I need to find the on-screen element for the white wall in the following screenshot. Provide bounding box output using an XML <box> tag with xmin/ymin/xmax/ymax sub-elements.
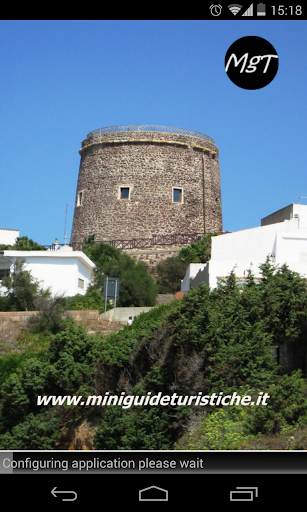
<box><xmin>22</xmin><ymin>257</ymin><xmax>89</xmax><ymax>296</ymax></box>
<box><xmin>0</xmin><ymin>250</ymin><xmax>95</xmax><ymax>298</ymax></box>
<box><xmin>101</xmin><ymin>307</ymin><xmax>153</xmax><ymax>324</ymax></box>
<box><xmin>0</xmin><ymin>229</ymin><xmax>19</xmax><ymax>246</ymax></box>
<box><xmin>261</xmin><ymin>203</ymin><xmax>307</xmax><ymax>228</ymax></box>
<box><xmin>181</xmin><ymin>213</ymin><xmax>307</xmax><ymax>292</ymax></box>
<box><xmin>208</xmin><ymin>217</ymin><xmax>307</xmax><ymax>289</ymax></box>
<box><xmin>181</xmin><ymin>263</ymin><xmax>206</xmax><ymax>292</ymax></box>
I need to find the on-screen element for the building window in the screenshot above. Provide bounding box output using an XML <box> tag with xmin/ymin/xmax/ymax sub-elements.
<box><xmin>77</xmin><ymin>191</ymin><xmax>84</xmax><ymax>207</ymax></box>
<box><xmin>120</xmin><ymin>187</ymin><xmax>130</xmax><ymax>199</ymax></box>
<box><xmin>0</xmin><ymin>269</ymin><xmax>10</xmax><ymax>281</ymax></box>
<box><xmin>78</xmin><ymin>278</ymin><xmax>84</xmax><ymax>289</ymax></box>
<box><xmin>173</xmin><ymin>188</ymin><xmax>183</xmax><ymax>203</ymax></box>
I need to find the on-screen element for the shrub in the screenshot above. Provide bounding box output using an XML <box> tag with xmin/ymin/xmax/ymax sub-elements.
<box><xmin>82</xmin><ymin>238</ymin><xmax>158</xmax><ymax>307</ymax></box>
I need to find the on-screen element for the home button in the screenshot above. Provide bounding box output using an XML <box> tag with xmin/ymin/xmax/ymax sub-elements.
<box><xmin>139</xmin><ymin>486</ymin><xmax>168</xmax><ymax>501</ymax></box>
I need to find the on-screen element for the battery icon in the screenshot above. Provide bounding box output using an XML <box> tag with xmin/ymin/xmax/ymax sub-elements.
<box><xmin>257</xmin><ymin>3</ymin><xmax>266</xmax><ymax>15</ymax></box>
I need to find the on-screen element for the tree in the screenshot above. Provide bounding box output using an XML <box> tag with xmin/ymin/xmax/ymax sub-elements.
<box><xmin>0</xmin><ymin>358</ymin><xmax>50</xmax><ymax>428</ymax></box>
<box><xmin>246</xmin><ymin>370</ymin><xmax>307</xmax><ymax>436</ymax></box>
<box><xmin>93</xmin><ymin>393</ymin><xmax>172</xmax><ymax>450</ymax></box>
<box><xmin>0</xmin><ymin>412</ymin><xmax>60</xmax><ymax>449</ymax></box>
<box><xmin>11</xmin><ymin>236</ymin><xmax>45</xmax><ymax>251</ymax></box>
<box><xmin>47</xmin><ymin>320</ymin><xmax>97</xmax><ymax>394</ymax></box>
<box><xmin>156</xmin><ymin>256</ymin><xmax>187</xmax><ymax>293</ymax></box>
<box><xmin>117</xmin><ymin>262</ymin><xmax>157</xmax><ymax>306</ymax></box>
<box><xmin>156</xmin><ymin>233</ymin><xmax>219</xmax><ymax>294</ymax></box>
<box><xmin>28</xmin><ymin>294</ymin><xmax>68</xmax><ymax>335</ymax></box>
<box><xmin>1</xmin><ymin>259</ymin><xmax>47</xmax><ymax>311</ymax></box>
<box><xmin>0</xmin><ymin>236</ymin><xmax>44</xmax><ymax>252</ymax></box>
<box><xmin>64</xmin><ymin>288</ymin><xmax>106</xmax><ymax>312</ymax></box>
<box><xmin>179</xmin><ymin>233</ymin><xmax>219</xmax><ymax>264</ymax></box>
<box><xmin>82</xmin><ymin>237</ymin><xmax>158</xmax><ymax>307</ymax></box>
<box><xmin>258</xmin><ymin>260</ymin><xmax>307</xmax><ymax>346</ymax></box>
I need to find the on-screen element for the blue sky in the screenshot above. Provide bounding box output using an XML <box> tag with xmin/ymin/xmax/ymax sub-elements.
<box><xmin>0</xmin><ymin>20</ymin><xmax>306</xmax><ymax>245</ymax></box>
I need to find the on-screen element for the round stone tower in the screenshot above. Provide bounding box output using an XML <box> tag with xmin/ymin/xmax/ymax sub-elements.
<box><xmin>70</xmin><ymin>125</ymin><xmax>222</xmax><ymax>253</ymax></box>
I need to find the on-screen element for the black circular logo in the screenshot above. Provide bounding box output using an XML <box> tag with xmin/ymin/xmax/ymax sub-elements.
<box><xmin>225</xmin><ymin>36</ymin><xmax>279</xmax><ymax>90</ymax></box>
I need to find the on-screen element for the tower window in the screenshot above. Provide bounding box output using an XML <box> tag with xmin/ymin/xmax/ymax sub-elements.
<box><xmin>173</xmin><ymin>188</ymin><xmax>183</xmax><ymax>203</ymax></box>
<box><xmin>120</xmin><ymin>187</ymin><xmax>130</xmax><ymax>199</ymax></box>
<box><xmin>77</xmin><ymin>191</ymin><xmax>83</xmax><ymax>206</ymax></box>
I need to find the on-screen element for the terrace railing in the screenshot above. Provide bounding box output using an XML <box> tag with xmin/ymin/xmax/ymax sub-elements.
<box><xmin>44</xmin><ymin>232</ymin><xmax>224</xmax><ymax>252</ymax></box>
<box><xmin>86</xmin><ymin>125</ymin><xmax>214</xmax><ymax>143</ymax></box>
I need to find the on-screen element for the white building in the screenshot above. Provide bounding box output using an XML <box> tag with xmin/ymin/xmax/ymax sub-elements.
<box><xmin>181</xmin><ymin>263</ymin><xmax>207</xmax><ymax>293</ymax></box>
<box><xmin>0</xmin><ymin>229</ymin><xmax>19</xmax><ymax>246</ymax></box>
<box><xmin>0</xmin><ymin>245</ymin><xmax>96</xmax><ymax>297</ymax></box>
<box><xmin>181</xmin><ymin>203</ymin><xmax>307</xmax><ymax>291</ymax></box>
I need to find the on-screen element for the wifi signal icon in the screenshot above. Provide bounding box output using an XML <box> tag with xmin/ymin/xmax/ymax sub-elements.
<box><xmin>228</xmin><ymin>3</ymin><xmax>243</xmax><ymax>14</ymax></box>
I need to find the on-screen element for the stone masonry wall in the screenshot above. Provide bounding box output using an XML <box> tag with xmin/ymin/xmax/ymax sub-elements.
<box><xmin>0</xmin><ymin>310</ymin><xmax>99</xmax><ymax>323</ymax></box>
<box><xmin>126</xmin><ymin>246</ymin><xmax>183</xmax><ymax>273</ymax></box>
<box><xmin>70</xmin><ymin>129</ymin><xmax>223</xmax><ymax>248</ymax></box>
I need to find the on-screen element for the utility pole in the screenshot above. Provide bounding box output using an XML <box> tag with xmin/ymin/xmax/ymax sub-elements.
<box><xmin>64</xmin><ymin>204</ymin><xmax>73</xmax><ymax>246</ymax></box>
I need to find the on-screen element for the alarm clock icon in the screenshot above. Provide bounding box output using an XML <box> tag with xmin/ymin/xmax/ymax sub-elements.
<box><xmin>210</xmin><ymin>4</ymin><xmax>223</xmax><ymax>16</ymax></box>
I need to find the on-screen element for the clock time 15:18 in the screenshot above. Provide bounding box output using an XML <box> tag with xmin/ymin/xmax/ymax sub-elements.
<box><xmin>271</xmin><ymin>5</ymin><xmax>302</xmax><ymax>15</ymax></box>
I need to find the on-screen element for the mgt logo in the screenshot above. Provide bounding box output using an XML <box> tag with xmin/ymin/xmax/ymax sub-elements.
<box><xmin>225</xmin><ymin>36</ymin><xmax>279</xmax><ymax>89</ymax></box>
<box><xmin>225</xmin><ymin>53</ymin><xmax>278</xmax><ymax>74</ymax></box>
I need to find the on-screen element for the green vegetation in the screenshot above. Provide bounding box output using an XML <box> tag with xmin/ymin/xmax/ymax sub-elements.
<box><xmin>64</xmin><ymin>289</ymin><xmax>106</xmax><ymax>313</ymax></box>
<box><xmin>1</xmin><ymin>260</ymin><xmax>307</xmax><ymax>450</ymax></box>
<box><xmin>82</xmin><ymin>236</ymin><xmax>158</xmax><ymax>306</ymax></box>
<box><xmin>156</xmin><ymin>233</ymin><xmax>219</xmax><ymax>293</ymax></box>
<box><xmin>27</xmin><ymin>295</ymin><xmax>69</xmax><ymax>335</ymax></box>
<box><xmin>0</xmin><ymin>234</ymin><xmax>157</xmax><ymax>312</ymax></box>
<box><xmin>0</xmin><ymin>236</ymin><xmax>45</xmax><ymax>252</ymax></box>
<box><xmin>176</xmin><ymin>407</ymin><xmax>253</xmax><ymax>450</ymax></box>
<box><xmin>0</xmin><ymin>237</ymin><xmax>51</xmax><ymax>312</ymax></box>
<box><xmin>0</xmin><ymin>259</ymin><xmax>49</xmax><ymax>311</ymax></box>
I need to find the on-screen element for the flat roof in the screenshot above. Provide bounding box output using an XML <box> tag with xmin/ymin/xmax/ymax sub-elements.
<box><xmin>0</xmin><ymin>250</ymin><xmax>96</xmax><ymax>269</ymax></box>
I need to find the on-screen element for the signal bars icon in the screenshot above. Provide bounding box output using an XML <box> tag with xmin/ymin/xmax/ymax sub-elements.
<box><xmin>227</xmin><ymin>3</ymin><xmax>243</xmax><ymax>15</ymax></box>
<box><xmin>242</xmin><ymin>3</ymin><xmax>253</xmax><ymax>15</ymax></box>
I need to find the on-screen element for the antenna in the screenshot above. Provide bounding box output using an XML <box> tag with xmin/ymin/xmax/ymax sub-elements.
<box><xmin>64</xmin><ymin>203</ymin><xmax>73</xmax><ymax>246</ymax></box>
